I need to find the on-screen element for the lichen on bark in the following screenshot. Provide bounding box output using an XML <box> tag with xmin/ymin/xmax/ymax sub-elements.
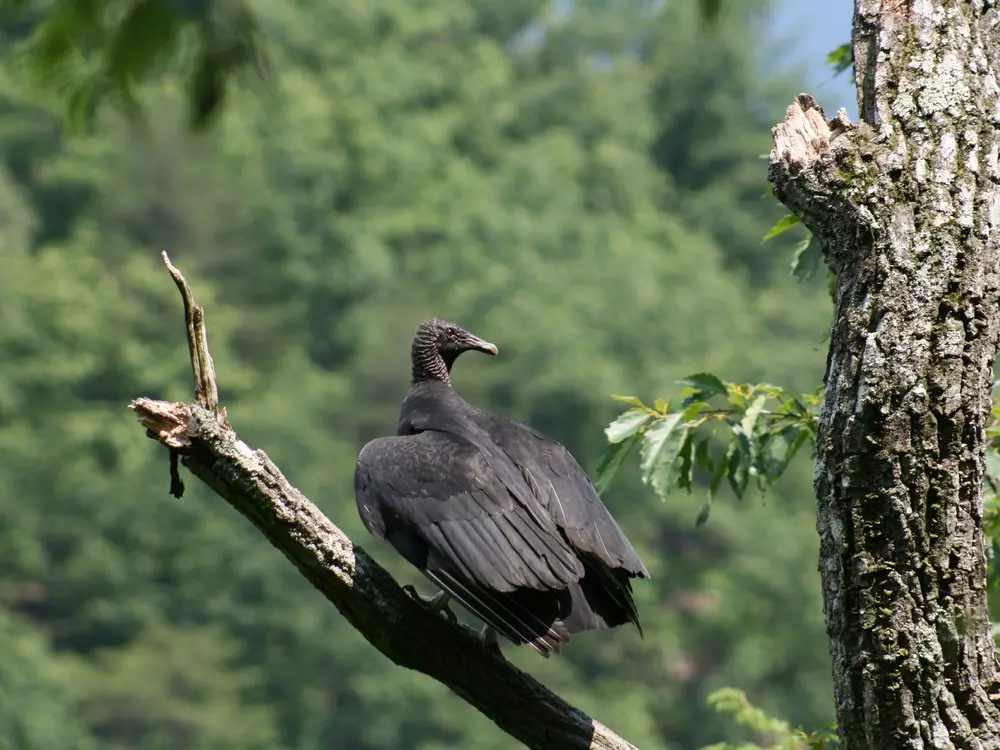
<box><xmin>769</xmin><ymin>2</ymin><xmax>1000</xmax><ymax>748</ymax></box>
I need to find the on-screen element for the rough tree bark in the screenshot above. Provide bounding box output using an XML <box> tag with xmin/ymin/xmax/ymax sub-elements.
<box><xmin>769</xmin><ymin>2</ymin><xmax>1000</xmax><ymax>748</ymax></box>
<box><xmin>129</xmin><ymin>255</ymin><xmax>637</xmax><ymax>750</ymax></box>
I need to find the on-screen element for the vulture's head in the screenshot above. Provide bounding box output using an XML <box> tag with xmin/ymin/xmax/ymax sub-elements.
<box><xmin>411</xmin><ymin>318</ymin><xmax>498</xmax><ymax>383</ymax></box>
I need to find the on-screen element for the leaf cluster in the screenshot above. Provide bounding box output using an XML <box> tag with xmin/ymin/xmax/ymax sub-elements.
<box><xmin>596</xmin><ymin>374</ymin><xmax>819</xmax><ymax>524</ymax></box>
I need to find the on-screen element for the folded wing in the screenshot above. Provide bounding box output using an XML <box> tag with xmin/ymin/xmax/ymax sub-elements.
<box><xmin>354</xmin><ymin>430</ymin><xmax>586</xmax><ymax>655</ymax></box>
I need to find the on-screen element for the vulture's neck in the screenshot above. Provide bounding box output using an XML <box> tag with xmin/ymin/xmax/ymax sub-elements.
<box><xmin>411</xmin><ymin>339</ymin><xmax>452</xmax><ymax>385</ymax></box>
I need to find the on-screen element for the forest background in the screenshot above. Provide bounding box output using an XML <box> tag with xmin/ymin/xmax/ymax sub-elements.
<box><xmin>0</xmin><ymin>0</ymin><xmax>869</xmax><ymax>748</ymax></box>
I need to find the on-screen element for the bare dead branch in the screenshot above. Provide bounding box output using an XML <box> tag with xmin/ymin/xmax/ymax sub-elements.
<box><xmin>161</xmin><ymin>251</ymin><xmax>221</xmax><ymax>416</ymax></box>
<box><xmin>129</xmin><ymin>260</ymin><xmax>638</xmax><ymax>750</ymax></box>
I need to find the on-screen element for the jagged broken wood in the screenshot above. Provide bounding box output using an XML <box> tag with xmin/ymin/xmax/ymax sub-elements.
<box><xmin>128</xmin><ymin>255</ymin><xmax>637</xmax><ymax>750</ymax></box>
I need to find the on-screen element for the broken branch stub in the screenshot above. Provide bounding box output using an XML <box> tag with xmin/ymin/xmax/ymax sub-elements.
<box><xmin>161</xmin><ymin>251</ymin><xmax>222</xmax><ymax>417</ymax></box>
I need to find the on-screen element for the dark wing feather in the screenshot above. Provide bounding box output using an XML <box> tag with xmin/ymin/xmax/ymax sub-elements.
<box><xmin>355</xmin><ymin>430</ymin><xmax>590</xmax><ymax>655</ymax></box>
<box><xmin>470</xmin><ymin>409</ymin><xmax>649</xmax><ymax>578</ymax></box>
<box><xmin>354</xmin><ymin>430</ymin><xmax>584</xmax><ymax>586</ymax></box>
<box><xmin>424</xmin><ymin>567</ymin><xmax>570</xmax><ymax>657</ymax></box>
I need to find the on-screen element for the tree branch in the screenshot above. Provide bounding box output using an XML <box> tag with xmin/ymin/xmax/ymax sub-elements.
<box><xmin>129</xmin><ymin>257</ymin><xmax>637</xmax><ymax>750</ymax></box>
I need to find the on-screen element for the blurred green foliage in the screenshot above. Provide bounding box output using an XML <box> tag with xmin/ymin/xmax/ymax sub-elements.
<box><xmin>0</xmin><ymin>0</ymin><xmax>845</xmax><ymax>748</ymax></box>
<box><xmin>2</xmin><ymin>0</ymin><xmax>730</xmax><ymax>129</ymax></box>
<box><xmin>698</xmin><ymin>688</ymin><xmax>838</xmax><ymax>750</ymax></box>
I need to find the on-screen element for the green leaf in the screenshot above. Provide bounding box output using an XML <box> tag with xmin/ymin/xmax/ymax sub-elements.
<box><xmin>708</xmin><ymin>451</ymin><xmax>726</xmax><ymax>498</ymax></box>
<box><xmin>740</xmin><ymin>395</ymin><xmax>768</xmax><ymax>440</ymax></box>
<box><xmin>639</xmin><ymin>413</ymin><xmax>688</xmax><ymax>499</ymax></box>
<box><xmin>786</xmin><ymin>425</ymin><xmax>814</xmax><ymax>463</ymax></box>
<box><xmin>726</xmin><ymin>439</ymin><xmax>749</xmax><ymax>500</ymax></box>
<box><xmin>611</xmin><ymin>394</ymin><xmax>645</xmax><ymax>407</ymax></box>
<box><xmin>695</xmin><ymin>499</ymin><xmax>712</xmax><ymax>527</ymax></box>
<box><xmin>694</xmin><ymin>437</ymin><xmax>713</xmax><ymax>472</ymax></box>
<box><xmin>726</xmin><ymin>384</ymin><xmax>747</xmax><ymax>409</ymax></box>
<box><xmin>738</xmin><ymin>396</ymin><xmax>767</xmax><ymax>484</ymax></box>
<box><xmin>605</xmin><ymin>408</ymin><xmax>651</xmax><ymax>444</ymax></box>
<box><xmin>759</xmin><ymin>425</ymin><xmax>812</xmax><ymax>485</ymax></box>
<box><xmin>592</xmin><ymin>434</ymin><xmax>639</xmax><ymax>495</ymax></box>
<box><xmin>791</xmin><ymin>234</ymin><xmax>823</xmax><ymax>282</ymax></box>
<box><xmin>677</xmin><ymin>432</ymin><xmax>695</xmax><ymax>493</ymax></box>
<box><xmin>107</xmin><ymin>0</ymin><xmax>180</xmax><ymax>85</ymax></box>
<box><xmin>682</xmin><ymin>401</ymin><xmax>708</xmax><ymax>421</ymax></box>
<box><xmin>826</xmin><ymin>42</ymin><xmax>852</xmax><ymax>75</ymax></box>
<box><xmin>762</xmin><ymin>213</ymin><xmax>801</xmax><ymax>242</ymax></box>
<box><xmin>679</xmin><ymin>372</ymin><xmax>728</xmax><ymax>400</ymax></box>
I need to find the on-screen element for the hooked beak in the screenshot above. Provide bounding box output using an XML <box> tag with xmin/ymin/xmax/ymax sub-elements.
<box><xmin>467</xmin><ymin>334</ymin><xmax>499</xmax><ymax>356</ymax></box>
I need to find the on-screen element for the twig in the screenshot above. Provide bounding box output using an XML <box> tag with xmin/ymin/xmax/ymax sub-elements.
<box><xmin>128</xmin><ymin>258</ymin><xmax>638</xmax><ymax>750</ymax></box>
<box><xmin>161</xmin><ymin>251</ymin><xmax>221</xmax><ymax>416</ymax></box>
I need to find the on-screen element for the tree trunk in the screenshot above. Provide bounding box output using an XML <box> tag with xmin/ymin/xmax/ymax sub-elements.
<box><xmin>769</xmin><ymin>2</ymin><xmax>1000</xmax><ymax>748</ymax></box>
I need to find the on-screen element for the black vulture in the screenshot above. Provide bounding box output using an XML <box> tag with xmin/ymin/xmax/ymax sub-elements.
<box><xmin>354</xmin><ymin>318</ymin><xmax>649</xmax><ymax>657</ymax></box>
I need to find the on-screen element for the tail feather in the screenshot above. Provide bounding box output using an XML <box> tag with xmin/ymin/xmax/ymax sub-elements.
<box><xmin>425</xmin><ymin>569</ymin><xmax>569</xmax><ymax>657</ymax></box>
<box><xmin>577</xmin><ymin>554</ymin><xmax>643</xmax><ymax>636</ymax></box>
<box><xmin>421</xmin><ymin>556</ymin><xmax>643</xmax><ymax>657</ymax></box>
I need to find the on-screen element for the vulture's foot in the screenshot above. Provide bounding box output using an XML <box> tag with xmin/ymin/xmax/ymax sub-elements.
<box><xmin>479</xmin><ymin>625</ymin><xmax>502</xmax><ymax>657</ymax></box>
<box><xmin>402</xmin><ymin>585</ymin><xmax>457</xmax><ymax>624</ymax></box>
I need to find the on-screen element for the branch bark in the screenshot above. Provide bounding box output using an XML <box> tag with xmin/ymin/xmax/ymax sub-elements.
<box><xmin>129</xmin><ymin>256</ymin><xmax>637</xmax><ymax>750</ymax></box>
<box><xmin>769</xmin><ymin>2</ymin><xmax>1000</xmax><ymax>748</ymax></box>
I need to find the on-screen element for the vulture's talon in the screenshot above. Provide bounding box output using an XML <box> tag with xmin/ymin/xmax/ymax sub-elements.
<box><xmin>402</xmin><ymin>584</ymin><xmax>421</xmax><ymax>601</ymax></box>
<box><xmin>480</xmin><ymin>625</ymin><xmax>502</xmax><ymax>657</ymax></box>
<box><xmin>403</xmin><ymin>586</ymin><xmax>457</xmax><ymax>623</ymax></box>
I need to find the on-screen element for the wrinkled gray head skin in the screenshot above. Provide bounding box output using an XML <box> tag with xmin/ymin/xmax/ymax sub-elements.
<box><xmin>411</xmin><ymin>318</ymin><xmax>498</xmax><ymax>384</ymax></box>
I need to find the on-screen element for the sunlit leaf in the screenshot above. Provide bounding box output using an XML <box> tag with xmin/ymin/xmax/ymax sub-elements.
<box><xmin>762</xmin><ymin>213</ymin><xmax>801</xmax><ymax>242</ymax></box>
<box><xmin>605</xmin><ymin>408</ymin><xmax>651</xmax><ymax>444</ymax></box>
<box><xmin>683</xmin><ymin>401</ymin><xmax>708</xmax><ymax>421</ymax></box>
<box><xmin>611</xmin><ymin>394</ymin><xmax>645</xmax><ymax>407</ymax></box>
<box><xmin>640</xmin><ymin>413</ymin><xmax>688</xmax><ymax>499</ymax></box>
<box><xmin>726</xmin><ymin>384</ymin><xmax>747</xmax><ymax>409</ymax></box>
<box><xmin>739</xmin><ymin>395</ymin><xmax>767</xmax><ymax>439</ymax></box>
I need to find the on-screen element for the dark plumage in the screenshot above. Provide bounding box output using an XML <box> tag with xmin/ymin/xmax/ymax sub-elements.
<box><xmin>354</xmin><ymin>318</ymin><xmax>649</xmax><ymax>657</ymax></box>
